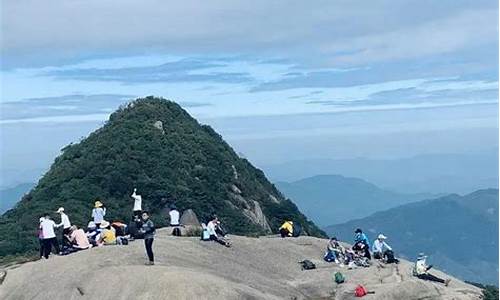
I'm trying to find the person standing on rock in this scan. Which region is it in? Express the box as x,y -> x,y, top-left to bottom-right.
413,253 -> 451,286
56,207 -> 72,247
37,217 -> 45,258
139,211 -> 156,265
92,200 -> 106,228
40,213 -> 61,258
131,188 -> 142,217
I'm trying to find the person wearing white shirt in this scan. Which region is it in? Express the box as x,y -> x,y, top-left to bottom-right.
169,204 -> 180,226
131,188 -> 142,216
372,234 -> 392,259
56,207 -> 72,246
207,216 -> 230,247
40,214 -> 60,258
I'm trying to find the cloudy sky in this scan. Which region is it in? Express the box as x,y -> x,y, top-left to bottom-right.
0,0 -> 498,188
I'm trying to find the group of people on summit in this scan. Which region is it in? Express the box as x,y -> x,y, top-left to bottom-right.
37,190 -> 450,286
37,188 -> 231,265
322,228 -> 450,286
278,220 -> 450,286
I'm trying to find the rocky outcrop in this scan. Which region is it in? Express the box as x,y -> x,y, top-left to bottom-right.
153,120 -> 165,134
0,231 -> 482,300
180,209 -> 200,227
243,201 -> 272,233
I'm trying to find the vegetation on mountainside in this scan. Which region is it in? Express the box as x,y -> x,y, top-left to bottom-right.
467,282 -> 499,300
0,97 -> 325,258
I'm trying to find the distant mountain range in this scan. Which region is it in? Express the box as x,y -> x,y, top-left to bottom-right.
264,152 -> 498,195
325,189 -> 499,285
276,175 -> 434,226
0,183 -> 35,214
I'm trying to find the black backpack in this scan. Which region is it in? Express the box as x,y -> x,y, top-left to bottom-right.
292,223 -> 302,237
172,227 -> 181,237
299,260 -> 316,270
384,250 -> 399,264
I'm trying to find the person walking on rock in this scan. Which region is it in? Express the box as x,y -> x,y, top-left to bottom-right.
92,200 -> 106,228
40,213 -> 60,258
140,211 -> 156,265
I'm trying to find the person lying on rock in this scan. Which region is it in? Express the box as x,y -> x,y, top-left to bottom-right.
279,220 -> 293,238
139,211 -> 156,265
413,253 -> 451,286
352,228 -> 371,260
207,215 -> 230,247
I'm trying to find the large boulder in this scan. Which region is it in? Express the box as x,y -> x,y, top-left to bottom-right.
180,209 -> 200,227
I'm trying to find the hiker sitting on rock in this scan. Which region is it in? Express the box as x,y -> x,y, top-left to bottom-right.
352,228 -> 371,260
279,220 -> 293,238
372,234 -> 391,259
139,211 -> 155,265
413,253 -> 451,286
86,221 -> 100,246
324,237 -> 345,264
169,204 -> 181,236
97,221 -> 116,246
207,215 -> 230,247
67,225 -> 92,250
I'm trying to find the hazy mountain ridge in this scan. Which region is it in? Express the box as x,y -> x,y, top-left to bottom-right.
264,152 -> 498,194
0,183 -> 35,214
276,174 -> 434,225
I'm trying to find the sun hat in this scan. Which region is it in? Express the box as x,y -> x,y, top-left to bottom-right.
100,220 -> 110,229
87,221 -> 96,229
39,217 -> 45,223
377,234 -> 387,240
94,200 -> 103,208
417,253 -> 427,260
56,207 -> 64,213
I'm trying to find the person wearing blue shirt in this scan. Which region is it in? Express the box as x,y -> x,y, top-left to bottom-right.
353,228 -> 371,259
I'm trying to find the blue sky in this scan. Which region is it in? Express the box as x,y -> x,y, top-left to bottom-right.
0,0 -> 498,188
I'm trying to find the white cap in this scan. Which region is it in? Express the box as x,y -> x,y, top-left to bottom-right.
56,207 -> 64,213
39,217 -> 45,223
378,234 -> 387,240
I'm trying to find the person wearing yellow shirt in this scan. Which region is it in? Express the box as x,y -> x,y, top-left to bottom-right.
279,220 -> 293,238
98,221 -> 116,245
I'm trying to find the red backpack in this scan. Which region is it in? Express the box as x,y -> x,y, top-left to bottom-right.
354,285 -> 367,297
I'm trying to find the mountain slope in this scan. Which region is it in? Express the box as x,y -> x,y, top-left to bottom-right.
276,175 -> 433,225
0,230 -> 483,300
0,97 -> 324,258
325,189 -> 499,285
0,183 -> 35,214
